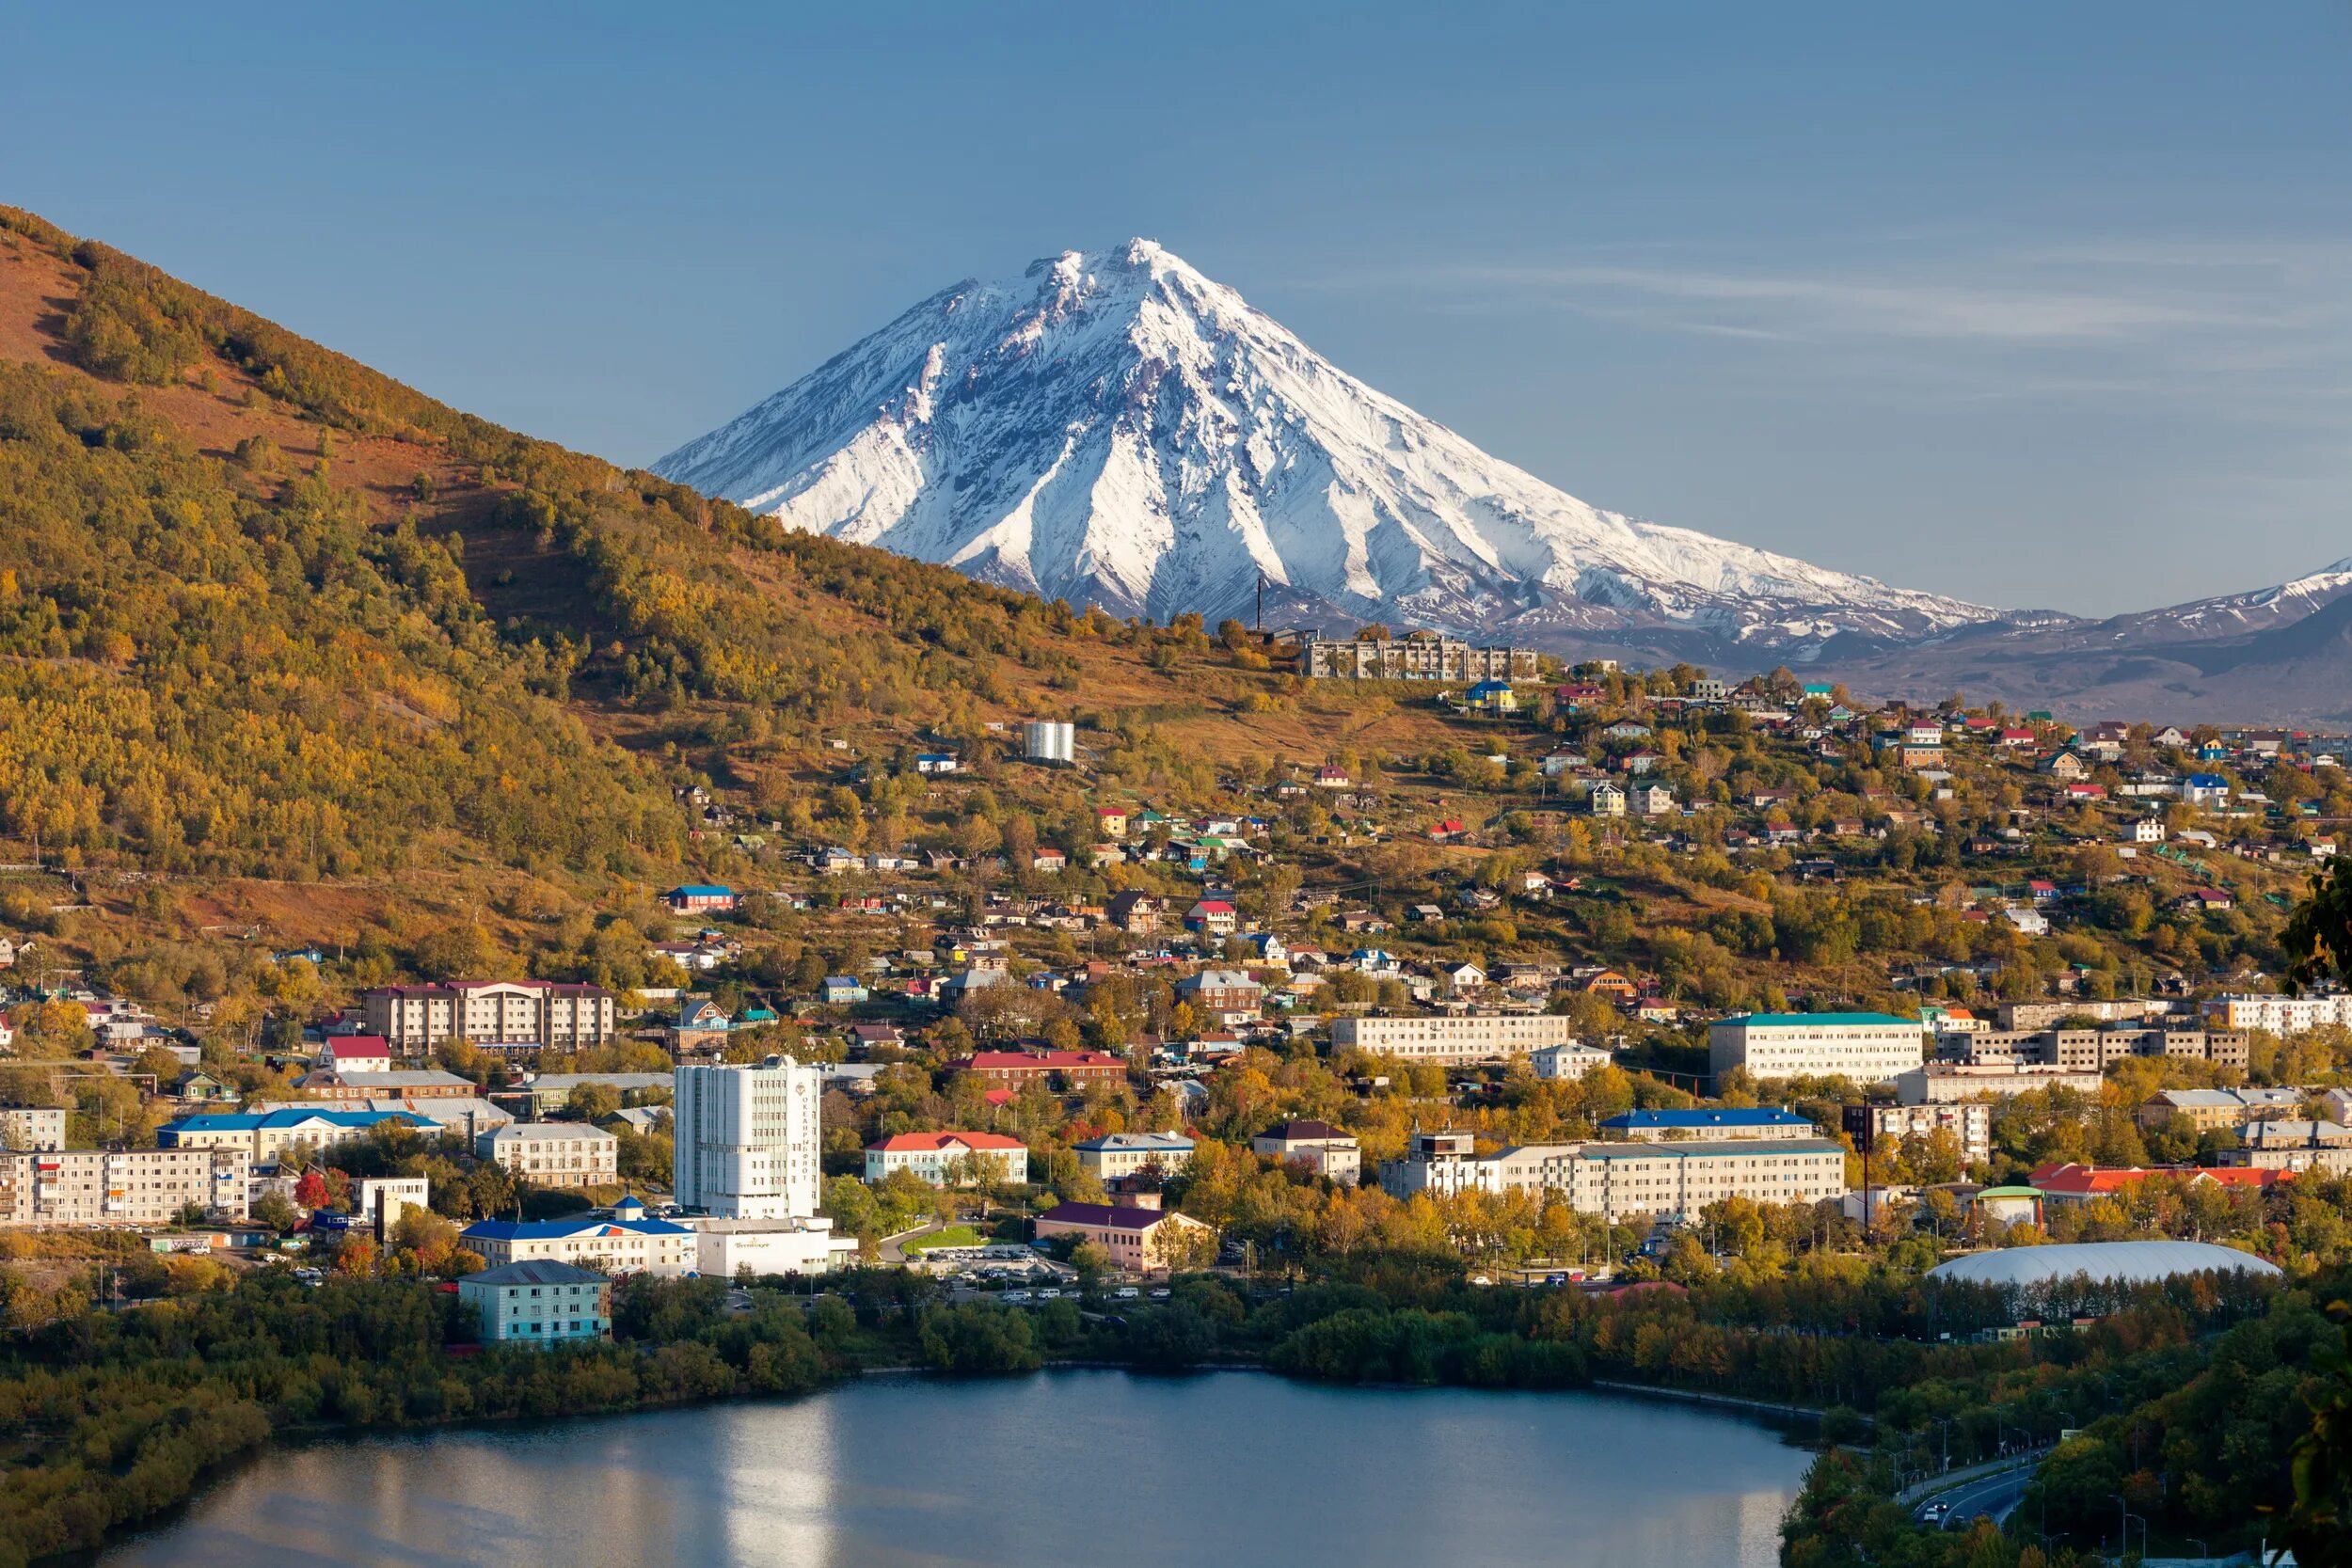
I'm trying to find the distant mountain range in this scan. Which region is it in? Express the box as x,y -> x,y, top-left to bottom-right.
1814,560 -> 2352,725
658,241 -> 2352,725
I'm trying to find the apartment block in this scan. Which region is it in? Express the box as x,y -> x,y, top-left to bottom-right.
1304,631 -> 1538,682
1379,1133 -> 1846,1223
360,981 -> 617,1054
0,1147 -> 249,1227
1708,1013 -> 1926,1084
0,1106 -> 68,1151
476,1122 -> 619,1187
2201,991 -> 2352,1037
1331,1012 -> 1578,1064
1867,1102 -> 1992,1165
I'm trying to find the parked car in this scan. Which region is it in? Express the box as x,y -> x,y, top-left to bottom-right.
1114,1286 -> 1140,1299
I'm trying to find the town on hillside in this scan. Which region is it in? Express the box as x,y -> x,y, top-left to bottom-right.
6,645 -> 2351,1310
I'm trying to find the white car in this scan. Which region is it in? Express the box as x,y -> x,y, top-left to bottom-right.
1037,1287 -> 1062,1299
1003,1290 -> 1032,1304
1114,1286 -> 1140,1299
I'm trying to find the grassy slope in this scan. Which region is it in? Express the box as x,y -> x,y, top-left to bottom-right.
0,212 -> 1483,945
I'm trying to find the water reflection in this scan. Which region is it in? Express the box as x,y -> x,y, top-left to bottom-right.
102,1371 -> 1809,1568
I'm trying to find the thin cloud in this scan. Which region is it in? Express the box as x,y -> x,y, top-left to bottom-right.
1396,260 -> 2297,343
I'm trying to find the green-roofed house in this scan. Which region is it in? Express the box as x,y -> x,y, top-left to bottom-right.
1708,1011 -> 1928,1085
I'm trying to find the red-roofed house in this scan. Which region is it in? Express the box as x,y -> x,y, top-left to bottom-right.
1184,899 -> 1239,937
317,1035 -> 392,1069
864,1132 -> 1028,1185
1033,1200 -> 1213,1274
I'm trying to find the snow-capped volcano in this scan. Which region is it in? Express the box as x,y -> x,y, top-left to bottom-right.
655,240 -> 2002,649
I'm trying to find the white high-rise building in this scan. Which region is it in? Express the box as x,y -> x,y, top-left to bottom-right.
674,1060 -> 822,1220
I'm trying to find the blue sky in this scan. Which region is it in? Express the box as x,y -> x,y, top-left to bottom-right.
8,2 -> 2347,615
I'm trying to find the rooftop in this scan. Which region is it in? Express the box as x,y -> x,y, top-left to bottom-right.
462,1259 -> 610,1288
1601,1109 -> 1815,1132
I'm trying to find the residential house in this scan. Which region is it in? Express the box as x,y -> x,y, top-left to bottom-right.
1105,892 -> 1163,934
1175,969 -> 1263,1018
2184,774 -> 2232,809
661,884 -> 739,914
1184,900 -> 1240,937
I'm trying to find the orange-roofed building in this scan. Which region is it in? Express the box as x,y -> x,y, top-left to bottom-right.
2029,1161 -> 2290,1204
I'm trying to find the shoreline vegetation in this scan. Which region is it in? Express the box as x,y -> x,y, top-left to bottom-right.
8,1253 -> 2343,1567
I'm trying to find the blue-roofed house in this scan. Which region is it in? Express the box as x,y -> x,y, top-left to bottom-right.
1599,1107 -> 1820,1143
159,1108 -> 434,1163
2183,773 -> 2232,809
1464,680 -> 1518,714
460,1213 -> 697,1275
822,975 -> 868,1006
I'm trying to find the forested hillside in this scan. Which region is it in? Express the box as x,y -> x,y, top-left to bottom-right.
0,209 -> 1297,884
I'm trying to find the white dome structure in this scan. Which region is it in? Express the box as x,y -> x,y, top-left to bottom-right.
1927,1240 -> 2280,1288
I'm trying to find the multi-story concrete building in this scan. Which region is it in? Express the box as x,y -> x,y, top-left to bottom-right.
459,1259 -> 612,1348
1331,1012 -> 1578,1065
1867,1102 -> 1992,1166
1305,631 -> 1537,682
475,1122 -> 619,1187
1938,1026 -> 2248,1073
1251,1119 -> 1362,1182
360,981 -> 617,1055
1994,999 -> 2170,1031
1072,1132 -> 1192,1180
1894,1062 -> 2104,1104
0,1106 -> 68,1152
349,1176 -> 431,1231
864,1131 -> 1030,1186
2137,1088 -> 2269,1134
0,1147 -> 249,1227
2201,991 -> 2352,1037
1529,1043 -> 1613,1081
460,1212 -> 697,1275
2217,1119 -> 2352,1176
159,1108 -> 434,1164
1708,1013 -> 1927,1084
1379,1134 -> 1846,1223
674,1059 -> 823,1220
295,1069 -> 479,1101
1032,1200 -> 1214,1274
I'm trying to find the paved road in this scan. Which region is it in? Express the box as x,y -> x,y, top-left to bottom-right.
1919,1465 -> 2035,1530
877,1221 -> 946,1265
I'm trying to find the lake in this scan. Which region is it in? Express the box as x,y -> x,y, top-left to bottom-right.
99,1370 -> 1812,1568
